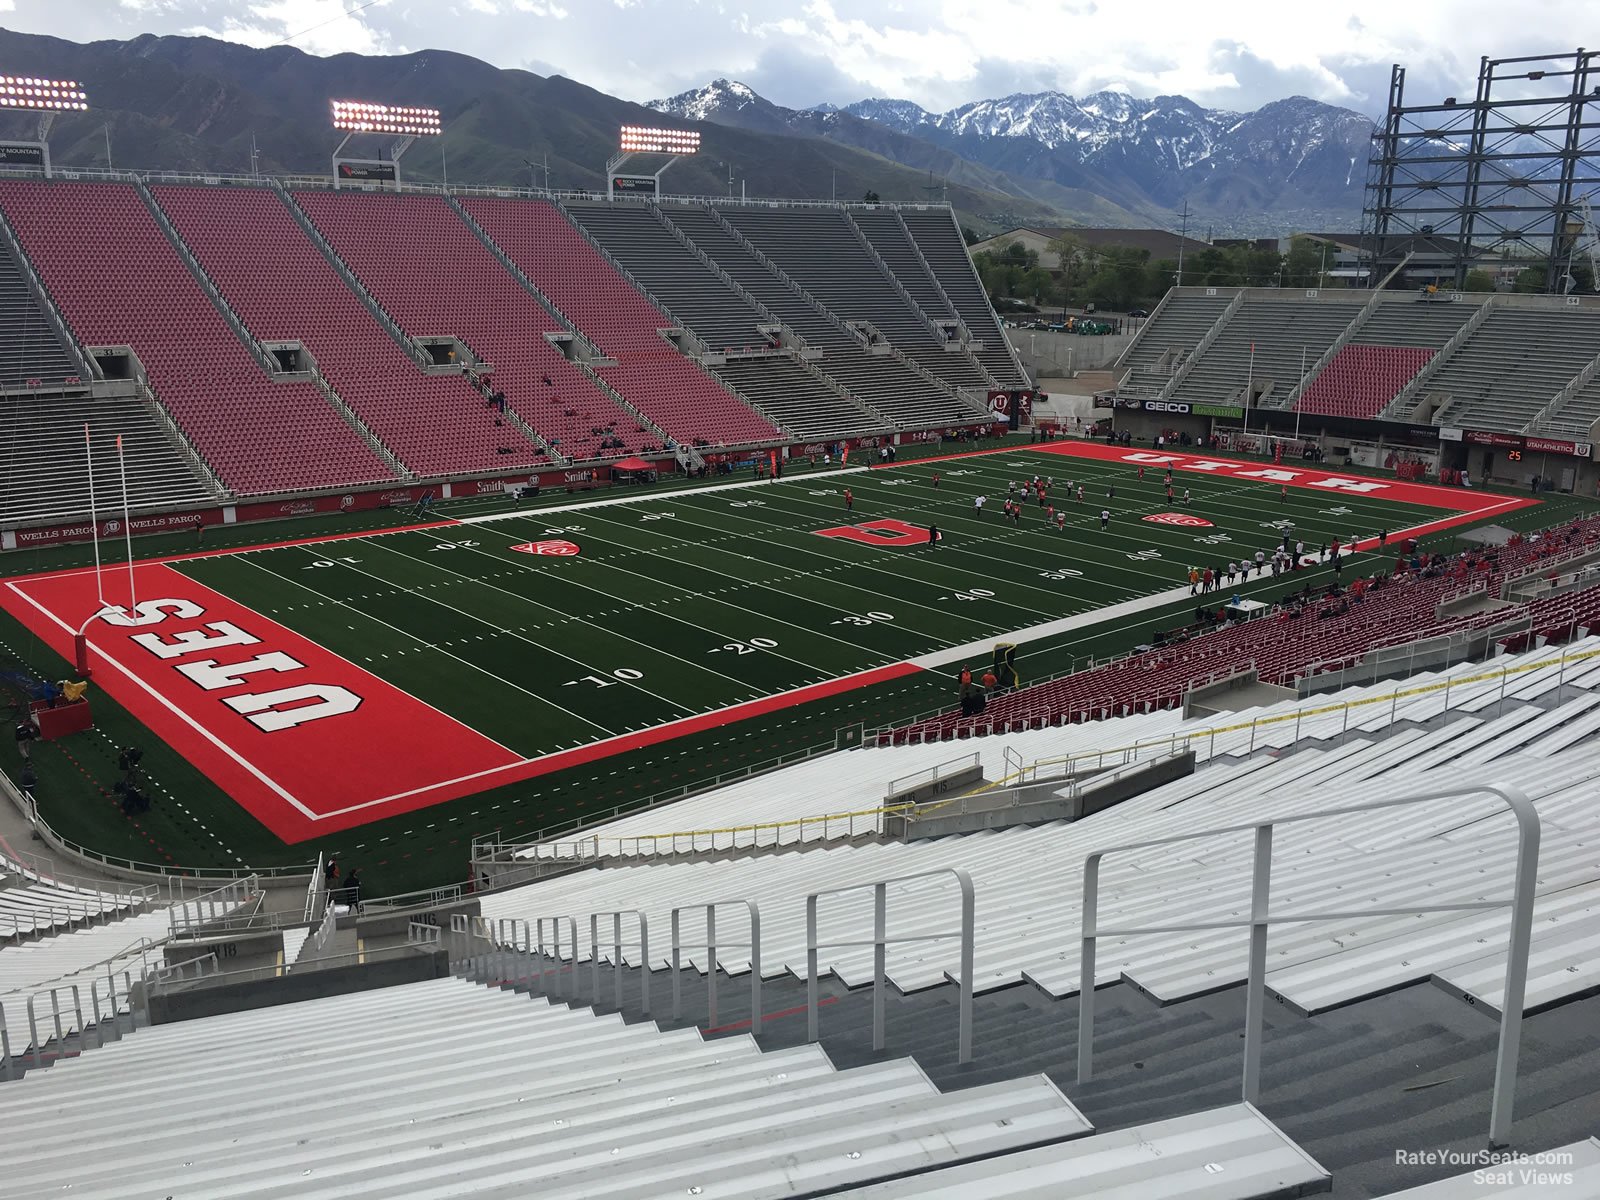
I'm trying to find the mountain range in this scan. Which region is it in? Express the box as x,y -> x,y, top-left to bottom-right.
650,80 -> 1377,234
0,27 -> 1372,236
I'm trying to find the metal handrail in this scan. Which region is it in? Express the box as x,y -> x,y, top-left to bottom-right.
303,853 -> 326,924
1077,781 -> 1539,1148
170,875 -> 260,934
885,752 -> 980,798
671,900 -> 761,1031
806,867 -> 975,1063
589,909 -> 650,1015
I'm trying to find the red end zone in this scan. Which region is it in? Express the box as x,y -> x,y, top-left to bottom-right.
887,439 -> 1537,546
2,563 -> 522,844
1,562 -> 923,843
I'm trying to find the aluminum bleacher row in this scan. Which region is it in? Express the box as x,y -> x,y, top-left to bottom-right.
507,632 -> 1600,863
458,642 -> 1600,1194
0,852 -> 153,941
0,974 -> 1101,1199
7,646 -> 1600,1195
477,651 -> 1600,1007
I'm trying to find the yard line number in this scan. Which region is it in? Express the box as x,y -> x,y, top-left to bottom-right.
709,637 -> 779,656
563,668 -> 645,688
832,611 -> 895,627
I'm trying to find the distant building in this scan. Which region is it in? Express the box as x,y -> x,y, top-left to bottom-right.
970,226 -> 1212,270
1211,237 -> 1280,253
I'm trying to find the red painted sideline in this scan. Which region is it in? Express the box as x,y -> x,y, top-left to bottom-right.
298,659 -> 925,836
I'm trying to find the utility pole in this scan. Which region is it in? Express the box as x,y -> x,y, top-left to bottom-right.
1175,199 -> 1191,287
249,131 -> 261,178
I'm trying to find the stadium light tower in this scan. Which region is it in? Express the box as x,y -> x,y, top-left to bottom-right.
607,124 -> 699,201
329,99 -> 441,190
0,76 -> 90,177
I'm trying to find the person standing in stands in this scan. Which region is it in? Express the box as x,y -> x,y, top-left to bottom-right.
340,868 -> 363,913
324,856 -> 339,895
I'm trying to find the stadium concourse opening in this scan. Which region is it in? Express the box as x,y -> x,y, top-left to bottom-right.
0,440 -> 1527,842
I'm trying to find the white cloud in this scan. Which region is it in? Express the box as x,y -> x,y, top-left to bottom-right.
6,0 -> 1596,116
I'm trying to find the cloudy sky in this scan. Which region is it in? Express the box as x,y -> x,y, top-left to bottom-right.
0,0 -> 1590,115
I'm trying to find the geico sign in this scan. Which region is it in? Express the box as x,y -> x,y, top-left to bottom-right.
102,599 -> 361,732
1142,400 -> 1191,414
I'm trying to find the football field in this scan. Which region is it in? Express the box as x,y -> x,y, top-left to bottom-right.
0,440 -> 1533,844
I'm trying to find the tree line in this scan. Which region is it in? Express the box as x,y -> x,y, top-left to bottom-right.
969,233 -> 1593,310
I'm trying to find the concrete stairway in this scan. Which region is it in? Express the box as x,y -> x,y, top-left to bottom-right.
470,946 -> 1600,1198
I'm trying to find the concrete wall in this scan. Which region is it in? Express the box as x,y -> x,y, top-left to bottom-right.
898,753 -> 1194,838
147,950 -> 449,1025
885,762 -> 987,807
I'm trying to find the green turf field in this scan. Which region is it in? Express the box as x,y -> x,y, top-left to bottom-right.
1,440 -> 1585,896
164,447 -> 1450,754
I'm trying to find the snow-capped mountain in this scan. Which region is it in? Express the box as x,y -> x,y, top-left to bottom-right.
653,79 -> 1375,227
845,89 -> 1373,214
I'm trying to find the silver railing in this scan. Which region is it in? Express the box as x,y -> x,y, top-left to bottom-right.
1076,781 -> 1539,1148
302,898 -> 338,962
884,752 -> 980,799
806,867 -> 975,1063
303,853 -> 326,923
0,966 -> 138,1078
406,919 -> 442,947
588,909 -> 650,1015
168,875 -> 260,935
671,900 -> 762,1031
